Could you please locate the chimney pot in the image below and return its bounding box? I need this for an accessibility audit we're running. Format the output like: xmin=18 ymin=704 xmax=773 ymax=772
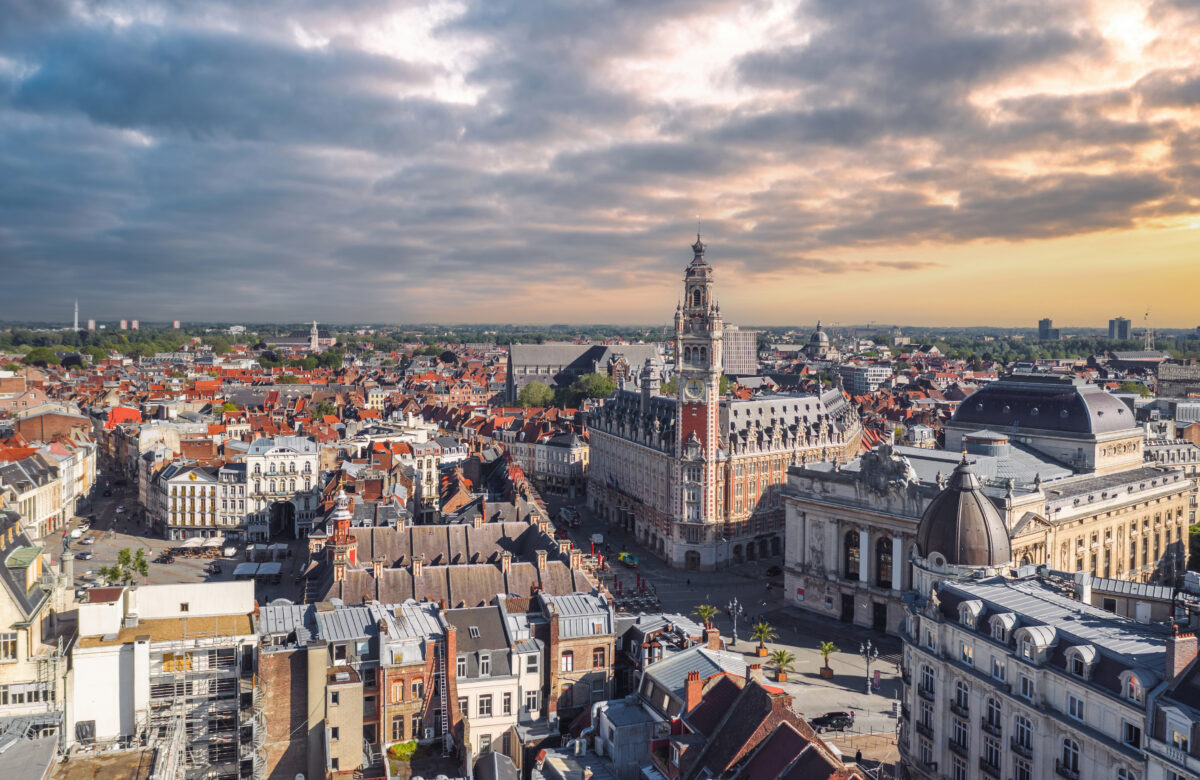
xmin=1167 ymin=626 xmax=1199 ymax=684
xmin=705 ymin=627 xmax=722 ymax=651
xmin=747 ymin=664 xmax=763 ymax=683
xmin=536 ymin=549 xmax=547 ymax=570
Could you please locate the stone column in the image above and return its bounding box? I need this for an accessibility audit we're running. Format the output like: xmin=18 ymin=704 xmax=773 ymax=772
xmin=858 ymin=529 xmax=869 ymax=583
xmin=892 ymin=536 xmax=903 ymax=591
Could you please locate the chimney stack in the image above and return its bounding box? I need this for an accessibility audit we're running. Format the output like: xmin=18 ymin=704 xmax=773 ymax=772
xmin=684 ymin=670 xmax=704 ymax=713
xmin=536 ymin=549 xmax=547 ymax=571
xmin=569 ymin=549 xmax=583 ymax=570
xmin=747 ymin=664 xmax=763 ymax=684
xmin=412 ymin=554 xmax=424 ymax=577
xmin=501 ymin=551 xmax=512 ymax=573
xmin=1167 ymin=626 xmax=1199 ymax=684
xmin=705 ymin=628 xmax=722 ymax=651
xmin=372 ymin=556 xmax=384 ymax=579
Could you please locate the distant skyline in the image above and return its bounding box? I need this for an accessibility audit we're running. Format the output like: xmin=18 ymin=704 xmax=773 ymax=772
xmin=3 ymin=1 xmax=1200 ymax=326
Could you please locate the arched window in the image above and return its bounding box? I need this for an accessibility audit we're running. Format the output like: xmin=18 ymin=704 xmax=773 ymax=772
xmin=1116 ymin=769 xmax=1137 ymax=780
xmin=875 ymin=537 xmax=893 ymax=588
xmin=844 ymin=531 xmax=861 ymax=581
xmin=1061 ymin=739 xmax=1079 ymax=772
xmin=254 ymin=463 xmax=261 ymax=475
xmin=304 ymin=462 xmax=312 ymax=473
xmin=985 ymin=697 xmax=1001 ymax=728
xmin=269 ymin=480 xmax=276 ymax=493
xmin=684 ymin=346 xmax=691 ymax=361
xmin=1014 ymin=715 xmax=1032 ymax=749
xmin=920 ymin=665 xmax=934 ymax=694
xmin=954 ymin=681 xmax=969 ymax=710
xmin=289 ymin=461 xmax=296 ymax=473
xmin=289 ymin=479 xmax=296 ymax=492
xmin=692 ymin=289 xmax=702 ymax=307
xmin=1124 ymin=673 xmax=1143 ymax=703
xmin=700 ymin=346 xmax=707 ymax=363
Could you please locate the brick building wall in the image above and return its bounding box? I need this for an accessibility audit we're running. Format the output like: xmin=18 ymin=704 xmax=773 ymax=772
xmin=259 ymin=648 xmax=309 ymax=779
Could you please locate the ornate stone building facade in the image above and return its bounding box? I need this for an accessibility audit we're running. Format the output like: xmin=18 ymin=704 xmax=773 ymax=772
xmin=588 ymin=237 xmax=862 ymax=570
xmin=785 ymin=376 xmax=1196 ymax=636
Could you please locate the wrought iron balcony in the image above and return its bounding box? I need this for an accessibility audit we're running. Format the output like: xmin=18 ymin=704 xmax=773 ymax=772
xmin=978 ymin=756 xmax=1002 ymax=777
xmin=1011 ymin=738 xmax=1032 ymax=759
xmin=915 ymin=721 xmax=934 ymax=738
xmin=950 ymin=701 xmax=969 ymax=718
xmin=917 ymin=685 xmax=935 ymax=702
xmin=1056 ymin=760 xmax=1080 ymax=780
xmin=980 ymin=717 xmax=1002 ymax=737
xmin=948 ymin=739 xmax=969 ymax=759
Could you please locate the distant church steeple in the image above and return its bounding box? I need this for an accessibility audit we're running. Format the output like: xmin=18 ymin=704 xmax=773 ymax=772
xmin=310 ymin=320 xmax=320 ymax=352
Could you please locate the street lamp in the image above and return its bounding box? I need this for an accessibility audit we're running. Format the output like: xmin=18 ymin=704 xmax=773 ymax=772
xmin=727 ymin=597 xmax=744 ymax=648
xmin=860 ymin=639 xmax=879 ymax=695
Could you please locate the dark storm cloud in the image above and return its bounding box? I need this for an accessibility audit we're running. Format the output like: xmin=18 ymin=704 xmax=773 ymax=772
xmin=0 ymin=0 xmax=1196 ymax=322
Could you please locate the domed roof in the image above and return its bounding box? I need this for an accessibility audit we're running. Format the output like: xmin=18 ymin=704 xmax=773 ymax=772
xmin=810 ymin=321 xmax=830 ymax=344
xmin=950 ymin=374 xmax=1134 ymax=435
xmin=916 ymin=455 xmax=1011 ymax=567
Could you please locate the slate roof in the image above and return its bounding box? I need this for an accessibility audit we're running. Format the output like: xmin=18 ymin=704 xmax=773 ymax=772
xmin=950 ymin=374 xmax=1135 ymax=435
xmin=0 ymin=510 xmax=50 ymax=619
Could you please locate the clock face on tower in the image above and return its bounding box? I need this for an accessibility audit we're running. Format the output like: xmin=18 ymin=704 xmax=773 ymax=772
xmin=684 ymin=379 xmax=706 ymax=401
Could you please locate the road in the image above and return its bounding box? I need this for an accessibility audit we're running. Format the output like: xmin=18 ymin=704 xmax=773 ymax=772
xmin=546 ymin=492 xmax=903 ymax=764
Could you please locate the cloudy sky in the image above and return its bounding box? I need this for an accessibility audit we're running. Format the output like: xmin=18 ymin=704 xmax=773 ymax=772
xmin=2 ymin=0 xmax=1199 ymax=327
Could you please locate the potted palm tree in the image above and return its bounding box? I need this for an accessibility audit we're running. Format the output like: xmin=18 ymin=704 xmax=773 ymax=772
xmin=769 ymin=649 xmax=796 ymax=682
xmin=819 ymin=641 xmax=838 ymax=679
xmin=750 ymin=621 xmax=777 ymax=657
xmin=693 ymin=603 xmax=719 ymax=628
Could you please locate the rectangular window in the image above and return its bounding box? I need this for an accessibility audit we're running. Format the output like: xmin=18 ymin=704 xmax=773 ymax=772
xmin=991 ymin=657 xmax=1006 ymax=682
xmin=1014 ymin=759 xmax=1032 ymax=780
xmin=479 ymin=734 xmax=492 ymax=753
xmin=412 ymin=714 xmax=422 ymax=739
xmin=478 ymin=694 xmax=492 ymax=717
xmin=330 ymin=691 xmax=340 ymax=706
xmin=524 ymin=690 xmax=540 ymax=712
xmin=1123 ymin=722 xmax=1142 ymax=747
xmin=1172 ymin=728 xmax=1191 ymax=752
xmin=502 ymin=692 xmax=512 ymax=716
xmin=391 ymin=716 xmax=404 ymax=741
xmin=330 ymin=726 xmax=339 ymax=741
xmin=457 ymin=656 xmax=467 ymax=677
xmin=480 ymin=655 xmax=491 ymax=677
xmin=457 ymin=696 xmax=468 ymax=715
xmin=1067 ymin=693 xmax=1084 ymax=721
xmin=951 ymin=756 xmax=967 ymax=780
xmin=412 ymin=679 xmax=423 ymax=699
xmin=960 ymin=642 xmax=973 ymax=666
xmin=0 ymin=633 xmax=16 ymax=661
xmin=561 ymin=651 xmax=574 ymax=672
xmin=1019 ymin=676 xmax=1034 ymax=701
xmin=593 ymin=647 xmax=606 ymax=668
xmin=526 ymin=655 xmax=539 ymax=674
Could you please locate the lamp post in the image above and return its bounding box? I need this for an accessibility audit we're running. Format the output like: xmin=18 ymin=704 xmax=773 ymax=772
xmin=727 ymin=597 xmax=744 ymax=648
xmin=860 ymin=639 xmax=879 ymax=695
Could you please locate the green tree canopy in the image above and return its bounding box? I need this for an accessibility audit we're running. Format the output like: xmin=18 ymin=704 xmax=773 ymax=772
xmin=317 ymin=350 xmax=343 ymax=370
xmin=518 ymin=381 xmax=555 ymax=408
xmin=275 ymin=373 xmax=301 ymax=385
xmin=22 ymin=347 xmax=59 ymax=366
xmin=1118 ymin=381 xmax=1152 ymax=398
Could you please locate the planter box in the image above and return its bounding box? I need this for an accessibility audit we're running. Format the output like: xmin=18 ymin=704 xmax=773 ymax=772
xmin=776 ymin=671 xmax=788 ymax=682
xmin=820 ymin=666 xmax=834 ymax=679
xmin=756 ymin=646 xmax=769 ymax=657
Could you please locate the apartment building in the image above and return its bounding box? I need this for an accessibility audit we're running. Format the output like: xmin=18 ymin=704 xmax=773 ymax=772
xmin=67 ymin=582 xmax=259 ymax=780
xmin=245 ymin=435 xmax=320 ymax=539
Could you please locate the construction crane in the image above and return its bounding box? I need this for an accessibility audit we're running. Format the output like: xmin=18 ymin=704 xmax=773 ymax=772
xmin=1144 ymin=308 xmax=1155 ymax=351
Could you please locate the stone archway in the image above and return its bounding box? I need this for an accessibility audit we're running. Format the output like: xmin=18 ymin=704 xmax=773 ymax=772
xmin=759 ymin=539 xmax=770 ymax=559
xmin=770 ymin=537 xmax=781 ymax=556
xmin=746 ymin=543 xmax=757 ymax=561
xmin=269 ymin=500 xmax=296 ymax=538
xmin=684 ymin=551 xmax=701 ymax=570
xmin=733 ymin=544 xmax=744 ymax=564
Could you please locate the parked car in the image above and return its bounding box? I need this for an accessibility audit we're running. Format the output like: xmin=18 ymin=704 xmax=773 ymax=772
xmin=80 ymin=536 xmax=97 ymax=545
xmin=810 ymin=712 xmax=855 ymax=733
xmin=69 ymin=528 xmax=83 ymax=539
xmin=617 ymin=552 xmax=639 ymax=568
xmin=75 ymin=551 xmax=94 ymax=560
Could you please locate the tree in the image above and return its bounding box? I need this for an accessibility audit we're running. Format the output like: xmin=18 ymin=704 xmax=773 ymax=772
xmin=317 ymin=350 xmax=343 ymax=370
xmin=311 ymin=400 xmax=338 ymax=420
xmin=518 ymin=381 xmax=555 ymax=408
xmin=61 ymin=354 xmax=84 ymax=370
xmin=1118 ymin=381 xmax=1152 ymax=398
xmin=571 ymin=372 xmax=615 ymax=401
xmin=221 ymin=402 xmax=238 ymax=412
xmin=719 ymin=374 xmax=731 ymax=395
xmin=22 ymin=347 xmax=59 ymax=366
xmin=750 ymin=621 xmax=778 ymax=652
xmin=660 ymin=377 xmax=677 ymax=396
xmin=768 ymin=648 xmax=796 ymax=681
xmin=693 ymin=603 xmax=719 ymax=628
xmin=818 ymin=641 xmax=839 ymax=674
xmin=102 ymin=548 xmax=150 ymax=584
xmin=2 ymin=362 xmax=21 ymax=372
xmin=275 ymin=373 xmax=301 ymax=385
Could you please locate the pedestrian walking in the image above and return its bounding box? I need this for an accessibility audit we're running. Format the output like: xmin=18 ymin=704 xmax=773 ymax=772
xmin=855 ymin=749 xmax=862 ymax=765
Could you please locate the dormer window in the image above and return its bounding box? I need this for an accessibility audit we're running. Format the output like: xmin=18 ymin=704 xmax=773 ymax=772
xmin=958 ymin=600 xmax=982 ymax=630
xmin=1065 ymin=645 xmax=1096 ymax=679
xmin=480 ymin=654 xmax=491 ymax=677
xmin=1123 ymin=673 xmax=1143 ymax=704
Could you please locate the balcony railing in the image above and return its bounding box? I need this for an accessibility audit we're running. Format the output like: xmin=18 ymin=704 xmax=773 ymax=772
xmin=948 ymin=739 xmax=969 ymax=759
xmin=950 ymin=701 xmax=969 ymax=718
xmin=1056 ymin=760 xmax=1080 ymax=780
xmin=978 ymin=756 xmax=1002 ymax=777
xmin=1011 ymin=738 xmax=1032 ymax=759
xmin=980 ymin=717 xmax=1002 ymax=737
xmin=917 ymin=685 xmax=935 ymax=702
xmin=915 ymin=721 xmax=933 ymax=739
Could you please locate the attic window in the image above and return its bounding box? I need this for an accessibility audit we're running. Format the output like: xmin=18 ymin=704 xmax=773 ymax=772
xmin=180 ymin=603 xmax=189 ymax=613
xmin=468 ymin=626 xmax=480 ymax=639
